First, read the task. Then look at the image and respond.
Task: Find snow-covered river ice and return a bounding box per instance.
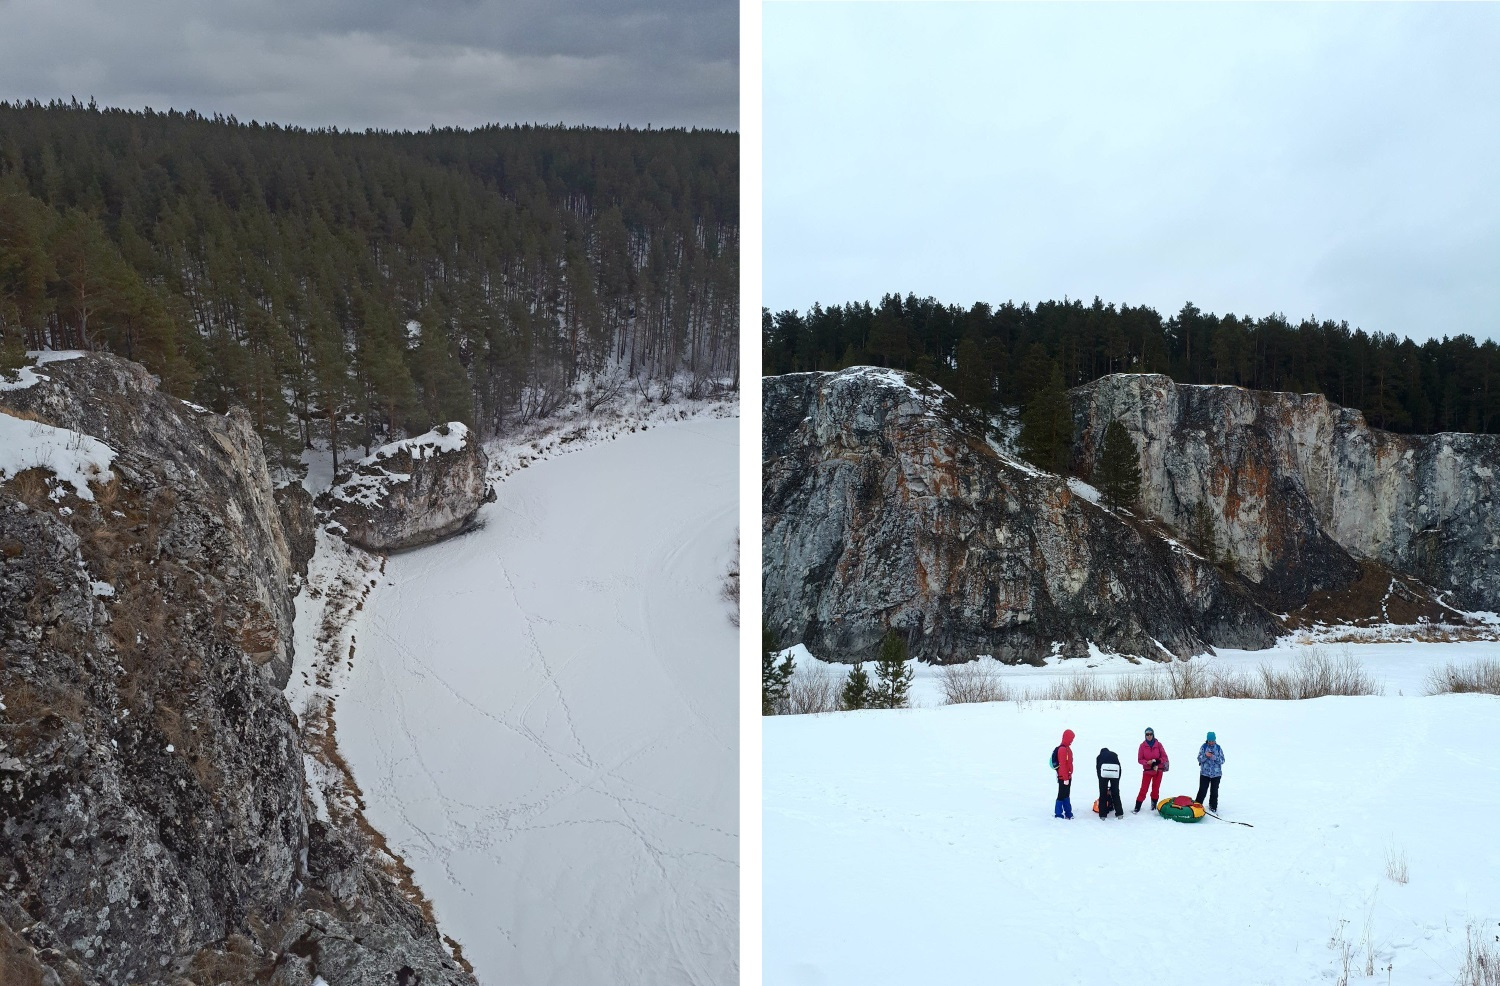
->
[337,417,738,985]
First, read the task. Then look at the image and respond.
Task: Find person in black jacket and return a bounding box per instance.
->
[1096,748,1124,819]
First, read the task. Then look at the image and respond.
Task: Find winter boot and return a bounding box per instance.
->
[1054,800,1064,819]
[1133,800,1143,813]
[1063,798,1074,819]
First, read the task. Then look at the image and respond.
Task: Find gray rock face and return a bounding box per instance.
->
[763,367,1281,664]
[275,484,317,579]
[1072,375,1500,612]
[318,424,495,553]
[0,354,474,986]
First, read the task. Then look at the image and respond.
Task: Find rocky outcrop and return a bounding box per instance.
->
[763,367,1281,664]
[1072,374,1500,613]
[318,423,495,552]
[275,484,317,579]
[0,354,474,986]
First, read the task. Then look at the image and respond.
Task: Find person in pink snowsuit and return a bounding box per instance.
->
[1133,726,1169,813]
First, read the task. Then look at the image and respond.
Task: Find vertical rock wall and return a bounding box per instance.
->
[0,354,473,986]
[1072,375,1500,612]
[763,367,1280,664]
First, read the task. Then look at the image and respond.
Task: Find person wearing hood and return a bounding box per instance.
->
[1196,731,1225,811]
[1133,727,1169,813]
[1053,729,1075,819]
[1095,747,1124,819]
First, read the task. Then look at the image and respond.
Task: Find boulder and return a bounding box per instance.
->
[318,423,495,552]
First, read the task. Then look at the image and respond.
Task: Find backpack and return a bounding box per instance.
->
[1049,746,1059,770]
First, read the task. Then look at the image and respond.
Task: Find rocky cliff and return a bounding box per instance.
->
[1072,374,1500,615]
[763,367,1281,664]
[318,423,494,553]
[0,354,474,986]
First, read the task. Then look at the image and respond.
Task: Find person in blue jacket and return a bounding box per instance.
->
[1195,731,1224,811]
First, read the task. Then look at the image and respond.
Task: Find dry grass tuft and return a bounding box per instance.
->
[939,661,1011,704]
[720,536,739,627]
[1384,845,1408,885]
[787,667,840,715]
[4,466,52,507]
[0,404,55,425]
[1031,647,1380,702]
[1425,659,1500,696]
[1459,921,1500,986]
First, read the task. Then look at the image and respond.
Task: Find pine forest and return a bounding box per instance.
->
[764,293,1500,436]
[0,100,738,475]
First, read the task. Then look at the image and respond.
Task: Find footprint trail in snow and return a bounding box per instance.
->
[338,418,738,986]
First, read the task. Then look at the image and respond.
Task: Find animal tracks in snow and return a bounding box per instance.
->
[336,417,739,986]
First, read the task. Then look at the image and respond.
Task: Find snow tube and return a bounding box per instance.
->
[1156,795,1205,823]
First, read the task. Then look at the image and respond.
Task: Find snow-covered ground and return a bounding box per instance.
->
[782,632,1500,709]
[0,405,116,499]
[765,649,1500,985]
[333,416,739,985]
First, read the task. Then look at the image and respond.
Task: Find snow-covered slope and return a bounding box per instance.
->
[337,417,738,985]
[765,688,1500,985]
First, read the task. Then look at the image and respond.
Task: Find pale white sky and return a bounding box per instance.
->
[764,2,1500,342]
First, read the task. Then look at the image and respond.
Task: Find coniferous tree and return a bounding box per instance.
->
[953,336,992,408]
[840,662,872,711]
[762,623,794,716]
[870,630,913,709]
[1191,500,1219,564]
[0,100,739,477]
[1093,419,1142,508]
[763,292,1500,438]
[1018,361,1073,473]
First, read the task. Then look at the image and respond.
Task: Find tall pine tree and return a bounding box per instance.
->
[840,662,872,711]
[1018,361,1073,473]
[762,623,794,716]
[870,630,913,709]
[1093,419,1142,508]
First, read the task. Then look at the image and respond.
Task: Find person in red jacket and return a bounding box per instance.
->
[1053,728,1075,819]
[1133,726,1169,813]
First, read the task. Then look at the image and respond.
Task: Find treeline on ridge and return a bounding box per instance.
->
[763,293,1500,436]
[0,99,738,475]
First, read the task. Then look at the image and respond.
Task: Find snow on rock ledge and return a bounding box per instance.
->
[318,422,496,552]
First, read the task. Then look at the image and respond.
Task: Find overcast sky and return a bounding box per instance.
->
[765,2,1500,343]
[0,0,736,131]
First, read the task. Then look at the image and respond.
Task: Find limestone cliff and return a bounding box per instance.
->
[318,423,495,553]
[1071,374,1500,615]
[763,367,1281,664]
[0,354,473,986]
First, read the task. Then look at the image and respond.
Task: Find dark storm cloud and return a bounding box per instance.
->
[0,0,736,130]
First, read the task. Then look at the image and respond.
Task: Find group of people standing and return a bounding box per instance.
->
[1051,727,1225,820]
